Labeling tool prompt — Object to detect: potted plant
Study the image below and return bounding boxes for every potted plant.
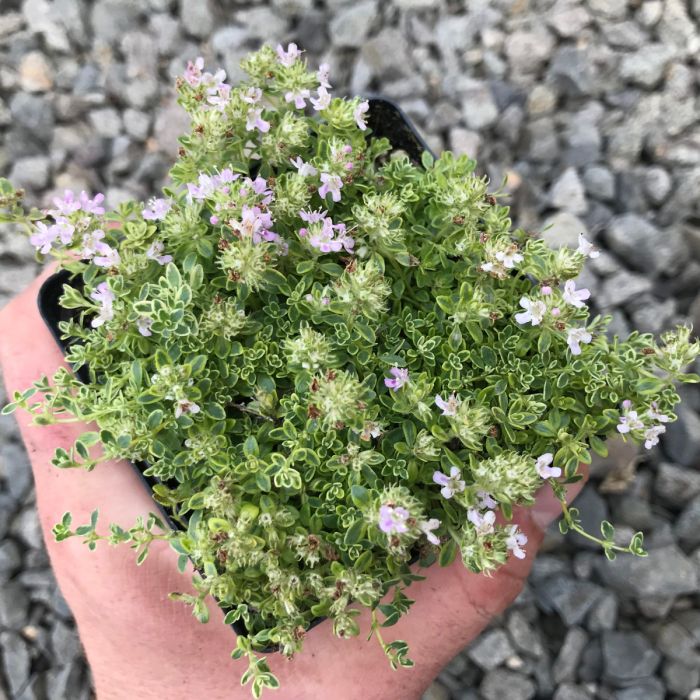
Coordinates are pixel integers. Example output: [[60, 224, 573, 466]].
[[1, 44, 698, 698]]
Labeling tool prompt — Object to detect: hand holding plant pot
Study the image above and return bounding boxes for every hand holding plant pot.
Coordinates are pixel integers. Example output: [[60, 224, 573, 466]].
[[1, 44, 698, 698]]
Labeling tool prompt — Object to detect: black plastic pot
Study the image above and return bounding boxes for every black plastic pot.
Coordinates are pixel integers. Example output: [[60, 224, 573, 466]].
[[37, 98, 432, 649]]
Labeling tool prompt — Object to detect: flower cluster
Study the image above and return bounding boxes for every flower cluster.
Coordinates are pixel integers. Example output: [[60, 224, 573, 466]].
[[2, 44, 698, 698]]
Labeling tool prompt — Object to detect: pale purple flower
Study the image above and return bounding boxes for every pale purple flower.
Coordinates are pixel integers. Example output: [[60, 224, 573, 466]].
[[318, 173, 343, 202], [183, 57, 204, 87], [495, 248, 523, 269], [506, 525, 528, 560], [647, 402, 669, 423], [246, 107, 270, 133], [53, 219, 75, 245], [90, 282, 115, 328], [432, 466, 466, 499], [82, 229, 106, 257], [535, 453, 562, 479], [285, 88, 310, 109], [241, 87, 262, 104], [307, 217, 354, 253], [299, 208, 327, 224], [290, 157, 317, 177], [49, 190, 81, 216], [617, 408, 644, 434], [79, 191, 105, 216], [418, 518, 441, 545], [232, 206, 277, 245], [551, 307, 561, 317], [515, 297, 546, 326], [29, 221, 58, 254], [467, 508, 496, 536], [310, 86, 331, 111], [93, 245, 120, 268], [541, 285, 552, 295], [207, 82, 232, 111], [622, 399, 633, 410], [378, 504, 410, 535], [210, 215, 220, 225], [187, 173, 217, 201], [146, 240, 173, 265], [644, 424, 666, 449], [384, 367, 409, 391], [576, 233, 600, 259], [276, 42, 302, 67], [435, 393, 460, 417], [354, 100, 369, 131], [174, 399, 201, 419], [142, 198, 172, 221], [567, 327, 592, 355], [477, 491, 497, 510], [562, 280, 591, 309], [317, 63, 332, 89], [137, 317, 153, 337]]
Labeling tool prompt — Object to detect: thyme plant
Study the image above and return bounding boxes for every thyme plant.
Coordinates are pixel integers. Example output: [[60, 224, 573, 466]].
[[2, 44, 698, 697]]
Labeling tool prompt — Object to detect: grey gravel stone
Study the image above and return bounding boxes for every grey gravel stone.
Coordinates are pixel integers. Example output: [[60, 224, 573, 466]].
[[598, 269, 653, 308], [178, 0, 213, 39], [602, 631, 661, 686], [614, 677, 666, 700], [0, 631, 30, 697], [541, 211, 587, 249], [480, 668, 536, 700], [654, 462, 700, 506], [676, 495, 700, 547], [597, 545, 698, 599], [549, 167, 587, 215], [605, 214, 688, 275], [547, 47, 594, 96], [620, 44, 675, 88], [586, 592, 618, 633], [8, 155, 51, 190], [534, 575, 603, 625], [0, 539, 21, 581], [553, 627, 588, 683], [553, 684, 594, 700], [663, 405, 700, 467], [90, 0, 142, 44], [466, 629, 514, 671], [663, 660, 699, 697], [583, 165, 615, 201], [329, 1, 377, 48], [460, 81, 498, 131], [0, 441, 33, 501], [504, 28, 555, 74], [0, 580, 29, 629], [506, 610, 544, 659]]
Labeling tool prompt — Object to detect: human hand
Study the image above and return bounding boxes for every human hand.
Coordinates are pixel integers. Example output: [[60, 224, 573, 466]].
[[0, 268, 585, 700]]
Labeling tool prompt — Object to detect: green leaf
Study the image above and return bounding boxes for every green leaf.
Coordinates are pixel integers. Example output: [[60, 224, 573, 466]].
[[438, 538, 458, 567], [343, 519, 365, 545], [350, 485, 370, 509]]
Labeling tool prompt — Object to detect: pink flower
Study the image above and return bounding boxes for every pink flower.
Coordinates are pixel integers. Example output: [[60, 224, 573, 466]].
[[93, 245, 120, 268], [317, 62, 332, 89], [354, 100, 369, 131], [577, 233, 600, 258], [307, 217, 354, 253], [242, 87, 262, 104], [432, 466, 465, 499], [49, 190, 81, 216], [318, 173, 343, 202], [137, 317, 153, 337], [515, 297, 546, 326], [467, 508, 496, 536], [79, 191, 105, 216], [174, 399, 200, 419], [207, 82, 232, 111], [566, 327, 592, 355], [506, 525, 528, 559], [246, 107, 270, 133], [299, 208, 327, 224], [535, 453, 562, 479], [310, 86, 331, 111], [146, 240, 173, 265], [551, 307, 561, 317], [29, 221, 58, 254], [183, 57, 204, 87], [142, 198, 172, 221], [90, 282, 115, 328], [290, 157, 317, 177], [276, 43, 302, 67], [541, 285, 552, 295], [617, 406, 644, 434], [563, 280, 591, 309], [644, 425, 666, 449], [477, 491, 497, 510], [378, 504, 410, 535], [384, 367, 409, 391], [418, 518, 441, 545], [647, 402, 669, 423], [285, 88, 311, 109], [435, 393, 460, 417]]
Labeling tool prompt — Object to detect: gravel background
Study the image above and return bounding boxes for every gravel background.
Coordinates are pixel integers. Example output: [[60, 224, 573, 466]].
[[1, 1, 700, 699]]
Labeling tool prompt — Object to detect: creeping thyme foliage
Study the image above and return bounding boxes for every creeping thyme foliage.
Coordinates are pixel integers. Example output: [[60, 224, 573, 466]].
[[2, 44, 699, 697]]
